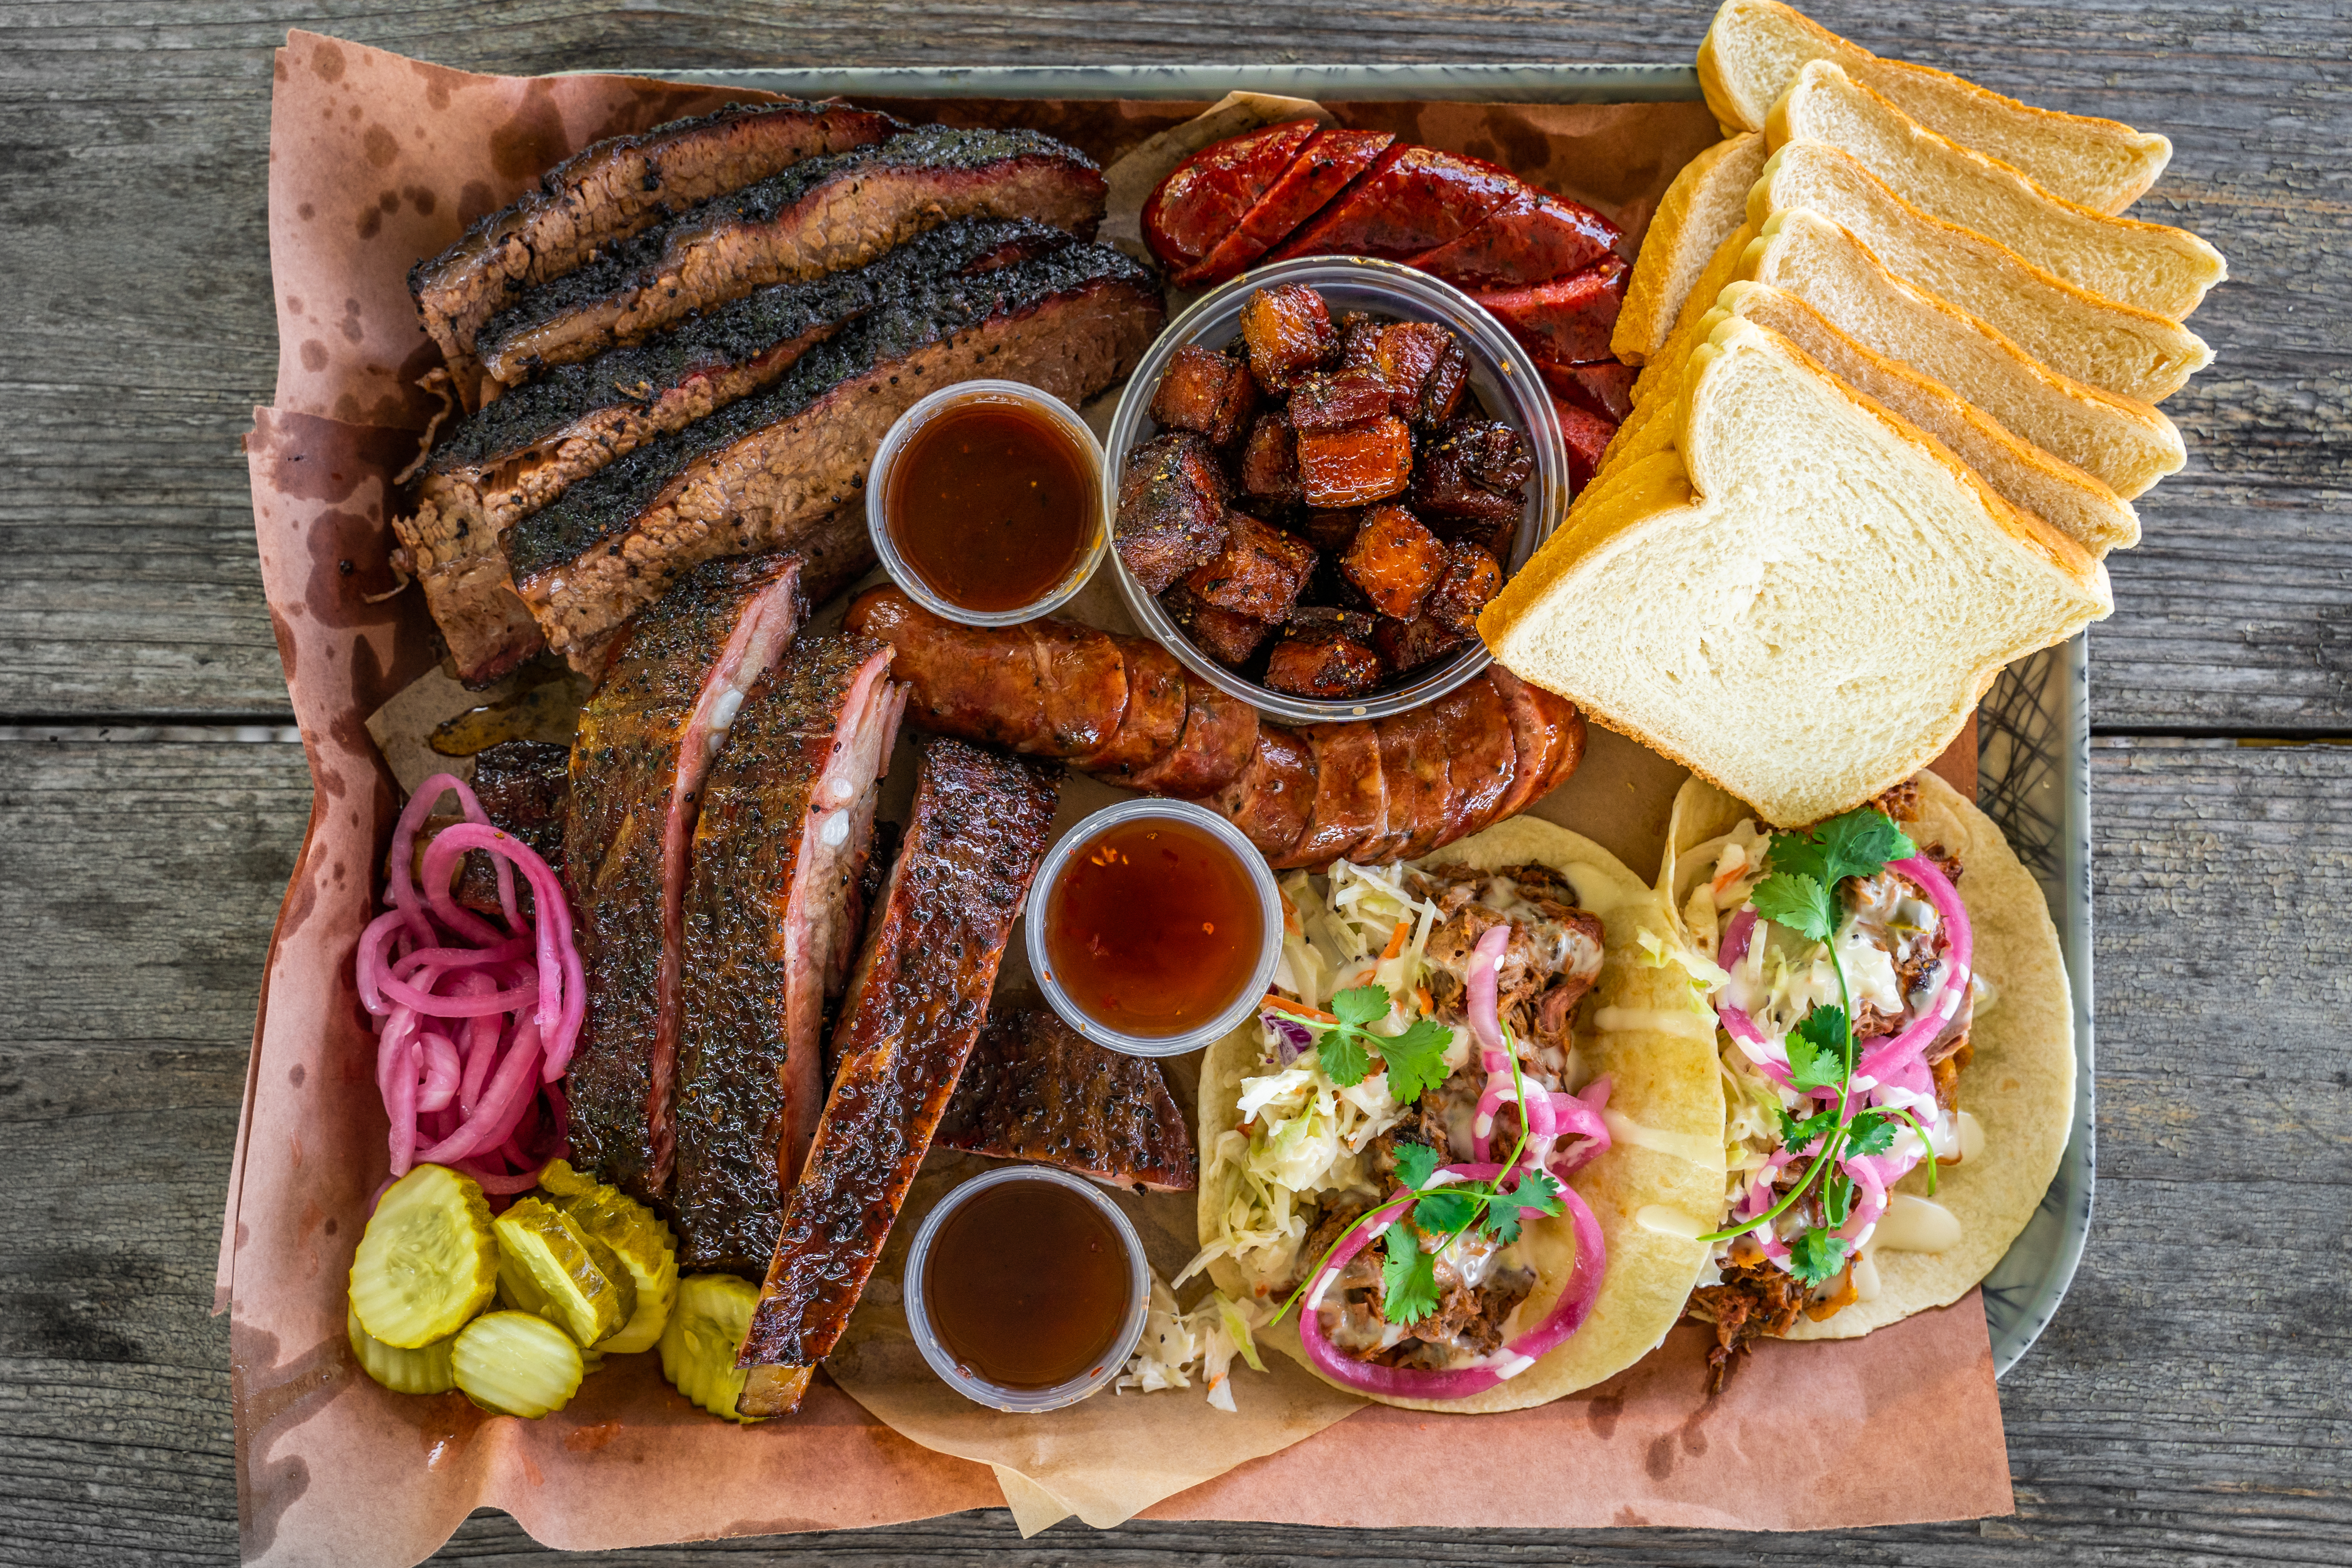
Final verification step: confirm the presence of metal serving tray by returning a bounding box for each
[653,61,2096,1379]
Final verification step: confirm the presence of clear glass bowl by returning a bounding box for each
[1104,255,1567,725]
[865,379,1109,627]
[1025,798,1284,1059]
[902,1165,1151,1413]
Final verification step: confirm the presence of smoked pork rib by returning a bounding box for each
[505,240,1162,660]
[562,553,807,1207]
[474,126,1109,384]
[671,635,908,1276]
[410,100,904,401]
[734,737,1060,1416]
[939,1006,1198,1192]
[844,587,1585,869]
[395,218,1077,686]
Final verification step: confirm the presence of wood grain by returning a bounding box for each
[0,0,2340,726]
[4,732,2345,1564]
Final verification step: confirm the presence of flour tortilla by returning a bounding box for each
[1197,818,1727,1413]
[1658,772,2074,1336]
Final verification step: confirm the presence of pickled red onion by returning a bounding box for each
[1297,1161,1606,1400]
[356,773,577,1195]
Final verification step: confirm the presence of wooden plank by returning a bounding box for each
[2,731,2345,1563]
[0,1,2339,726]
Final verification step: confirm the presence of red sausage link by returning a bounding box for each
[1144,119,1321,268]
[1269,145,1524,263]
[1179,128,1396,287]
[1407,190,1622,291]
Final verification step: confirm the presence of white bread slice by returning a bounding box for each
[1770,62,2223,320]
[1597,281,2139,554]
[1614,133,1769,365]
[1481,317,2110,827]
[1696,0,2170,213]
[1654,142,2211,404]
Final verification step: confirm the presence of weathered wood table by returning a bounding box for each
[3,2,2343,1562]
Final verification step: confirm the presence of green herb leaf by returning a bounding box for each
[1776,1103,1841,1153]
[1785,1227,1851,1289]
[1380,1225,1440,1324]
[1784,1006,1852,1091]
[1768,809,1917,893]
[1821,1169,1854,1228]
[1412,1188,1479,1234]
[1331,984,1392,1030]
[1391,1141,1444,1192]
[1844,1110,1899,1157]
[1750,871,1836,943]
[1316,1028,1370,1088]
[1480,1170,1563,1244]
[1376,1016,1456,1104]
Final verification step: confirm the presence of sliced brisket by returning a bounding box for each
[506,241,1162,659]
[734,737,1059,1416]
[453,739,571,917]
[395,219,1076,685]
[938,1006,1198,1192]
[473,127,1109,386]
[411,100,903,401]
[671,635,908,1277]
[562,553,807,1207]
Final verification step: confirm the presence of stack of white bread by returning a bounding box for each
[1479,0,2223,826]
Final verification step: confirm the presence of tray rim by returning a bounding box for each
[623,56,2094,1380]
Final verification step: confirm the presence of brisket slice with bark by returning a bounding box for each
[453,740,571,917]
[411,100,904,403]
[938,1006,1198,1192]
[734,737,1060,1416]
[506,241,1163,660]
[473,126,1109,387]
[671,635,909,1276]
[562,553,807,1208]
[395,219,1076,687]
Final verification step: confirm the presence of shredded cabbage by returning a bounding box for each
[1116,1275,1267,1410]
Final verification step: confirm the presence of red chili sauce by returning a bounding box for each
[1044,816,1266,1038]
[923,1179,1132,1390]
[884,399,1094,613]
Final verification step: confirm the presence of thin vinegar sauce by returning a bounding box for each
[1044,817,1266,1038]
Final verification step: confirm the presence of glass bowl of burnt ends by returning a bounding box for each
[1105,254,1567,726]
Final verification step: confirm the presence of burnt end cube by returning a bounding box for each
[1372,613,1473,674]
[1410,418,1530,529]
[1264,626,1386,700]
[1367,321,1450,415]
[1300,507,1363,556]
[1337,312,1385,370]
[1239,413,1303,504]
[1413,338,1471,425]
[1239,283,1337,391]
[1165,581,1275,667]
[1423,539,1503,634]
[1340,502,1449,620]
[1149,343,1259,448]
[1297,415,1414,508]
[1289,367,1396,432]
[1183,510,1318,623]
[1115,431,1229,594]
[1289,605,1375,642]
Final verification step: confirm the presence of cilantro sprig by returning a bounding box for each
[1700,806,1924,1290]
[1294,983,1456,1104]
[1273,1022,1564,1329]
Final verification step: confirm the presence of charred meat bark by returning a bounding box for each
[1113,431,1230,594]
[398,220,1075,686]
[474,127,1109,386]
[563,554,807,1207]
[938,1006,1198,1192]
[671,635,908,1277]
[410,100,904,401]
[1147,344,1259,448]
[505,241,1162,660]
[735,737,1060,1416]
[453,740,571,918]
[1183,510,1317,623]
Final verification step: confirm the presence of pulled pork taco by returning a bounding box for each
[1658,771,2074,1383]
[1187,817,1726,1413]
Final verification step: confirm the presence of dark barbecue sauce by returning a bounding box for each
[885,400,1094,613]
[1044,816,1266,1038]
[924,1179,1132,1390]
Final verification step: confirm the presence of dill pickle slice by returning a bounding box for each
[658,1274,764,1422]
[492,1196,635,1347]
[533,1157,599,1201]
[346,1301,457,1395]
[349,1163,498,1349]
[557,1189,679,1355]
[451,1310,585,1418]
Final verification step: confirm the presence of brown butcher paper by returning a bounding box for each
[226,30,2012,1565]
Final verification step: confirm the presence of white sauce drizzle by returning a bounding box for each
[1873,1194,1963,1254]
[1634,1205,1710,1241]
[1603,1110,1723,1167]
[1592,1006,1717,1040]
